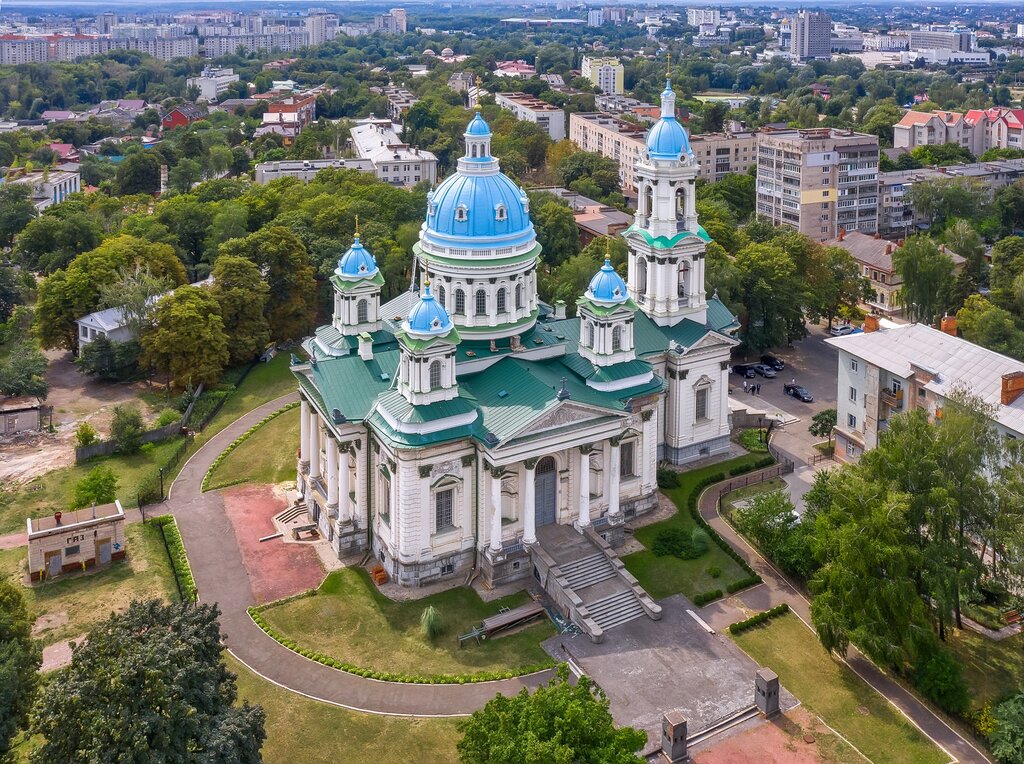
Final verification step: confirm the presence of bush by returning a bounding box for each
[155,408,180,427]
[110,403,145,454]
[690,527,709,556]
[75,421,99,447]
[150,515,197,602]
[72,465,119,509]
[420,605,443,640]
[726,575,761,594]
[913,648,970,716]
[707,565,722,579]
[657,467,680,489]
[991,694,1024,762]
[728,603,789,635]
[738,428,769,453]
[692,589,723,606]
[652,527,707,560]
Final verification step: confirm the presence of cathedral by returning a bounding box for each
[292,78,739,602]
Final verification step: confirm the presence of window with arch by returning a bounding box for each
[470,144,477,158]
[455,205,468,222]
[495,204,507,221]
[475,289,487,316]
[437,285,446,307]
[636,257,648,297]
[676,188,686,213]
[496,287,507,314]
[357,299,368,323]
[455,289,466,315]
[678,261,689,299]
[515,282,523,310]
[429,360,442,390]
[611,325,622,352]
[583,321,594,348]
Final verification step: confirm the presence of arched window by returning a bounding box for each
[611,325,622,352]
[455,205,468,222]
[678,261,689,299]
[429,360,442,390]
[475,289,487,316]
[515,282,523,310]
[471,145,477,158]
[357,299,368,323]
[676,188,686,213]
[636,258,648,297]
[437,285,446,307]
[455,289,465,315]
[583,322,594,348]
[496,288,507,314]
[495,204,507,221]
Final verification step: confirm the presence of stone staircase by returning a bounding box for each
[585,588,647,631]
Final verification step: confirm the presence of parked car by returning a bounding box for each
[732,364,756,378]
[829,324,855,336]
[751,364,777,378]
[760,354,785,371]
[783,383,813,402]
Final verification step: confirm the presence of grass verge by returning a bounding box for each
[720,478,786,514]
[732,612,947,764]
[946,628,1024,707]
[205,405,300,491]
[254,567,556,682]
[149,515,197,602]
[195,353,297,444]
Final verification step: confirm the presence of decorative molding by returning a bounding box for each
[488,464,504,479]
[461,454,475,467]
[528,404,595,433]
[610,434,626,447]
[579,444,594,454]
[523,457,539,470]
[720,361,729,370]
[431,459,462,479]
[641,410,654,422]
[418,465,433,478]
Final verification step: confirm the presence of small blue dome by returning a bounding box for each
[404,282,454,337]
[335,235,378,280]
[465,111,491,136]
[587,258,629,305]
[646,117,692,160]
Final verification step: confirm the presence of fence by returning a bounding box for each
[75,421,182,463]
[192,359,259,432]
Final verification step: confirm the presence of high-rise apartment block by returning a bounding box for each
[790,10,832,61]
[908,29,973,52]
[305,13,339,45]
[374,9,408,34]
[756,128,879,241]
[687,8,721,27]
[581,56,624,96]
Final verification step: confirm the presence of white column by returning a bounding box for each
[578,448,591,528]
[299,400,310,464]
[308,413,321,480]
[489,467,502,553]
[523,461,537,545]
[326,438,339,508]
[339,447,351,521]
[608,440,621,519]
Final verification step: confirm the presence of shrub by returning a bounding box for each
[991,694,1024,762]
[707,565,722,579]
[150,515,197,602]
[728,603,789,635]
[420,605,443,640]
[738,428,769,453]
[72,465,118,509]
[110,403,145,454]
[651,527,706,560]
[726,575,761,594]
[692,589,722,606]
[657,467,680,489]
[690,527,709,556]
[913,648,970,716]
[155,408,180,427]
[75,422,98,448]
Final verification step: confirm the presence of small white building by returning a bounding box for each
[28,501,127,581]
[348,118,438,187]
[0,396,43,435]
[186,67,240,102]
[254,158,376,184]
[494,92,566,141]
[3,169,80,211]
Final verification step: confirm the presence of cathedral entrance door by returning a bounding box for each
[534,457,557,527]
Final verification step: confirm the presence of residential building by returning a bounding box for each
[162,103,204,131]
[831,23,864,53]
[254,158,376,184]
[595,94,659,122]
[447,72,476,94]
[581,56,625,95]
[493,60,537,78]
[186,67,240,102]
[689,129,758,182]
[494,92,566,141]
[305,13,338,45]
[348,117,438,187]
[791,10,832,61]
[4,169,81,211]
[569,112,647,190]
[756,128,879,241]
[0,35,49,64]
[374,9,407,34]
[826,320,1024,464]
[588,10,604,27]
[202,32,308,58]
[908,29,973,52]
[122,36,199,60]
[372,86,418,122]
[893,110,973,152]
[687,8,721,27]
[27,501,126,581]
[254,92,317,145]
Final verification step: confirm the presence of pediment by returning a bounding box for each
[678,330,737,354]
[503,401,622,445]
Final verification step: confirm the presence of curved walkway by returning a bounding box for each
[166,393,550,717]
[696,474,993,764]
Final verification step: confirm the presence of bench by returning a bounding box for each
[1004,609,1021,625]
[290,524,317,541]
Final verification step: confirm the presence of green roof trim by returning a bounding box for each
[623,223,712,248]
[331,271,385,292]
[456,309,539,335]
[576,294,639,316]
[394,324,461,352]
[375,390,476,424]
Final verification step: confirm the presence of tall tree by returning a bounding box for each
[805,246,872,329]
[0,341,49,398]
[97,264,172,340]
[141,286,229,389]
[0,184,36,248]
[893,236,955,324]
[210,255,270,365]
[532,200,580,266]
[942,219,985,282]
[113,151,162,196]
[733,242,805,351]
[906,177,988,231]
[30,600,265,764]
[0,579,40,759]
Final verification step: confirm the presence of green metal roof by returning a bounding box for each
[307,349,400,422]
[331,270,385,292]
[375,389,476,424]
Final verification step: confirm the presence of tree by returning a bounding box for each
[98,264,172,340]
[0,184,36,248]
[991,694,1024,764]
[141,285,229,389]
[805,246,871,329]
[942,219,985,282]
[0,342,48,398]
[0,265,23,323]
[13,205,103,273]
[114,151,162,196]
[0,579,40,759]
[457,666,644,764]
[910,142,975,167]
[734,242,805,351]
[861,101,904,145]
[995,181,1024,234]
[532,200,580,266]
[110,403,145,454]
[698,173,755,222]
[210,256,270,365]
[893,236,954,324]
[990,237,1024,295]
[72,465,119,508]
[78,337,142,381]
[75,421,98,447]
[809,408,837,446]
[169,158,203,194]
[907,177,988,231]
[30,600,265,764]
[956,295,1024,360]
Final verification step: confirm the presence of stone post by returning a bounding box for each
[523,458,538,545]
[489,466,503,553]
[755,668,780,718]
[299,400,310,465]
[339,446,351,522]
[326,438,339,509]
[660,710,688,763]
[308,412,321,480]
[608,438,621,519]
[577,446,591,529]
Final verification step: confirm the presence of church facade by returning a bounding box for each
[293,79,739,589]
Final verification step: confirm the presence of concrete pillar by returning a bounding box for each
[299,400,310,464]
[578,447,591,528]
[660,710,688,763]
[755,668,780,718]
[489,466,502,553]
[308,412,320,480]
[608,440,621,519]
[523,460,537,545]
[339,447,351,521]
[326,438,339,508]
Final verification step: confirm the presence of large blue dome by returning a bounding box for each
[335,235,378,280]
[586,258,629,305]
[404,282,454,337]
[426,173,532,241]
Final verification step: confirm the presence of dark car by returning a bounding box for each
[732,364,756,378]
[783,383,813,403]
[761,354,785,371]
[751,363,777,378]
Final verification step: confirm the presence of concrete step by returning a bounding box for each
[559,553,616,589]
[587,589,646,631]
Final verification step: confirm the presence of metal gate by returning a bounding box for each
[98,539,112,565]
[534,457,557,527]
[46,552,61,578]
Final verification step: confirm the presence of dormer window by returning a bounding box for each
[495,204,507,221]
[455,205,468,223]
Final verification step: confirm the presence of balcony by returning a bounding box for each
[880,388,904,409]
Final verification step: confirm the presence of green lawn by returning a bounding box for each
[733,613,947,764]
[196,353,297,444]
[228,654,460,764]
[621,454,767,600]
[720,478,786,514]
[258,567,556,680]
[206,408,300,490]
[947,628,1024,707]
[0,437,185,535]
[0,522,178,647]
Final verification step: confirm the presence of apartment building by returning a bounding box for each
[0,35,48,64]
[373,86,418,122]
[186,67,240,102]
[791,10,832,61]
[687,8,721,27]
[581,56,625,95]
[305,13,339,45]
[5,169,81,211]
[756,128,879,241]
[348,118,438,187]
[908,29,973,52]
[374,9,408,34]
[254,92,317,144]
[494,92,566,140]
[690,130,759,182]
[893,110,974,152]
[568,112,647,190]
[254,157,375,184]
[826,320,1024,463]
[124,36,199,60]
[595,94,659,122]
[202,33,307,58]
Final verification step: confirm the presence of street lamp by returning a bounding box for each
[159,467,165,500]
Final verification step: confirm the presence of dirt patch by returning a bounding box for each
[32,610,69,637]
[222,483,324,604]
[41,636,84,672]
[694,708,847,764]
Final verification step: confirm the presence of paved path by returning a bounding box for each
[696,478,993,764]
[167,392,550,717]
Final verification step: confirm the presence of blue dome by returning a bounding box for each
[587,258,629,305]
[404,282,454,337]
[335,235,378,280]
[465,111,491,136]
[646,117,692,160]
[425,173,533,242]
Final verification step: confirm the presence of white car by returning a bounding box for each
[829,324,855,336]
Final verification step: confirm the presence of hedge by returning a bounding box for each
[728,603,790,635]
[246,603,559,684]
[692,589,723,606]
[726,575,762,594]
[201,401,300,492]
[150,515,197,603]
